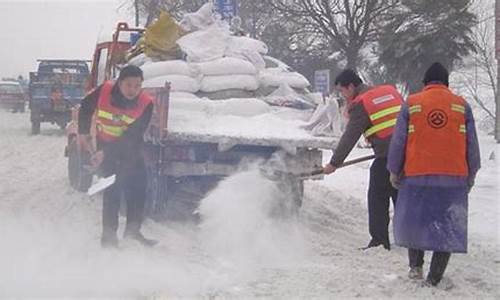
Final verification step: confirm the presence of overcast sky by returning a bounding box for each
[0,0,133,79]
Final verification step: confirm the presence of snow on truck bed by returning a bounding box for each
[160,93,338,151]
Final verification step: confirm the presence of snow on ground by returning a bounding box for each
[0,110,498,298]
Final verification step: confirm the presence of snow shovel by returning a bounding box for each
[296,154,376,179]
[87,174,116,196]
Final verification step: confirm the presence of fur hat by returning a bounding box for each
[423,62,449,86]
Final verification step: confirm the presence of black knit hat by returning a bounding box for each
[423,62,449,86]
[118,65,143,81]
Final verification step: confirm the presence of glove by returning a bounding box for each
[467,175,475,193]
[390,172,401,190]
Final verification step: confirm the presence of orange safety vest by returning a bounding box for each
[404,84,468,177]
[96,81,152,142]
[352,85,404,139]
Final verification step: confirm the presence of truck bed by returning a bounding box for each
[149,96,339,154]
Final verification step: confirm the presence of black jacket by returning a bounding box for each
[330,84,393,167]
[78,83,153,175]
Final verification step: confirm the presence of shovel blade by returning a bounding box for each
[87,174,116,196]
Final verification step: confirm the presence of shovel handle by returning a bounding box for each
[303,154,377,177]
[339,154,376,168]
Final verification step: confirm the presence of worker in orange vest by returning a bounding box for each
[387,62,481,286]
[323,69,403,250]
[78,65,157,249]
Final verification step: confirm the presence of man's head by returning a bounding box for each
[423,62,449,87]
[117,65,144,100]
[334,69,363,100]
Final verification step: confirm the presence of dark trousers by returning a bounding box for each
[102,168,147,238]
[409,248,451,284]
[367,157,398,247]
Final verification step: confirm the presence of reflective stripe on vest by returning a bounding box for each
[409,105,422,114]
[369,105,401,121]
[97,123,126,137]
[365,118,398,137]
[353,85,404,139]
[97,109,136,125]
[95,80,152,142]
[408,124,415,133]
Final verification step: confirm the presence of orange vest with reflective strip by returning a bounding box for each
[404,84,468,176]
[96,81,152,142]
[352,85,404,139]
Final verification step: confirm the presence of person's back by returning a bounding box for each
[405,84,468,177]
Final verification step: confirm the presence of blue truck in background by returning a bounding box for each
[29,59,90,134]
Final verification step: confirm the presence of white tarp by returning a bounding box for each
[302,97,343,137]
[263,83,315,109]
[176,24,230,62]
[179,3,215,32]
[201,75,259,92]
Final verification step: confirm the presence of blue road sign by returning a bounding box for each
[215,0,239,19]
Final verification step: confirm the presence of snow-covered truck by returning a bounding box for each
[65,13,339,219]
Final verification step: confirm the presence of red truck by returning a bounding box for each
[66,22,336,220]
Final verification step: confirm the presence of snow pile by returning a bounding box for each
[0,111,499,298]
[167,94,323,141]
[197,168,308,274]
[169,94,271,117]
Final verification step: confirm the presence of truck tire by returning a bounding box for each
[146,175,220,222]
[31,120,40,135]
[67,141,92,192]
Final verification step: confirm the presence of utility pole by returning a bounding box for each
[496,0,500,142]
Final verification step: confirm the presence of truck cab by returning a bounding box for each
[29,59,90,134]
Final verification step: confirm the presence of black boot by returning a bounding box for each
[360,239,390,251]
[124,230,158,247]
[425,252,451,286]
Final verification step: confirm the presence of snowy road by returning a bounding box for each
[0,110,498,298]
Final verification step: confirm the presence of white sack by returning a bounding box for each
[176,25,230,62]
[141,60,200,79]
[200,75,259,92]
[143,75,201,93]
[259,70,310,89]
[194,57,257,76]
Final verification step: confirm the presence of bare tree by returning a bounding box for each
[268,0,399,70]
[453,1,496,134]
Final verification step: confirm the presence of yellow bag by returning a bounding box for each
[144,11,185,60]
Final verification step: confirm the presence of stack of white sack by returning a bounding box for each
[141,60,202,93]
[176,15,267,95]
[259,56,310,89]
[194,57,259,93]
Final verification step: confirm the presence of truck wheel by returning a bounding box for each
[31,120,40,135]
[67,141,92,192]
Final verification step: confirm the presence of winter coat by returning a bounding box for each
[78,83,154,177]
[330,84,398,166]
[387,85,481,253]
